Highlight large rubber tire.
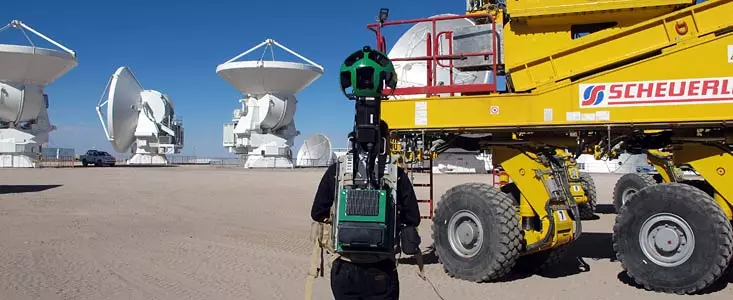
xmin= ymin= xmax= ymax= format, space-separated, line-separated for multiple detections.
xmin=612 ymin=173 xmax=657 ymax=213
xmin=431 ymin=183 xmax=523 ymax=282
xmin=679 ymin=179 xmax=715 ymax=197
xmin=613 ymin=183 xmax=733 ymax=294
xmin=578 ymin=173 xmax=597 ymax=220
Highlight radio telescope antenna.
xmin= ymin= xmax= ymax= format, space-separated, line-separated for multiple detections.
xmin=296 ymin=133 xmax=336 ymax=167
xmin=0 ymin=20 xmax=77 ymax=168
xmin=387 ymin=14 xmax=491 ymax=99
xmin=95 ymin=66 xmax=184 ymax=165
xmin=217 ymin=38 xmax=323 ymax=168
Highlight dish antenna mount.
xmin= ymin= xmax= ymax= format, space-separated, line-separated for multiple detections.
xmin=96 ymin=66 xmax=184 ymax=165
xmin=0 ymin=20 xmax=77 ymax=168
xmin=217 ymin=38 xmax=323 ymax=168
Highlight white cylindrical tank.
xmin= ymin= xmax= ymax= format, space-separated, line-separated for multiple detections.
xmin=0 ymin=82 xmax=44 ymax=123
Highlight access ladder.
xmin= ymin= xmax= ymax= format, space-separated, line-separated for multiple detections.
xmin=406 ymin=156 xmax=435 ymax=219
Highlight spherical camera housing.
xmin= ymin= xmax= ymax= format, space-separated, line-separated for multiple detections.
xmin=339 ymin=46 xmax=397 ymax=99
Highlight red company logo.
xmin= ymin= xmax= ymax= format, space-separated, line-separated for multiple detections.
xmin=579 ymin=77 xmax=733 ymax=108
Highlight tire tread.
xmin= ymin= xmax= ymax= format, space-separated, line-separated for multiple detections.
xmin=613 ymin=183 xmax=733 ymax=294
xmin=431 ymin=183 xmax=523 ymax=282
xmin=578 ymin=173 xmax=597 ymax=219
xmin=612 ymin=172 xmax=657 ymax=212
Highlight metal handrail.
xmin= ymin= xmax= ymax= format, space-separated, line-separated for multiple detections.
xmin=366 ymin=13 xmax=499 ymax=97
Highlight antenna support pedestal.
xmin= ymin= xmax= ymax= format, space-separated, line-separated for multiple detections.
xmin=224 ymin=93 xmax=298 ymax=168
xmin=127 ymin=138 xmax=176 ymax=165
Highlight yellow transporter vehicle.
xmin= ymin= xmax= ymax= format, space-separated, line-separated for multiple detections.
xmin=367 ymin=0 xmax=733 ymax=295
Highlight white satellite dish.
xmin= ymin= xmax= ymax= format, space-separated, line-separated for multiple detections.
xmin=387 ymin=14 xmax=489 ymax=98
xmin=0 ymin=20 xmax=77 ymax=168
xmin=96 ymin=66 xmax=184 ymax=165
xmin=218 ymin=61 xmax=323 ymax=96
xmin=296 ymin=133 xmax=336 ymax=167
xmin=217 ymin=38 xmax=323 ymax=169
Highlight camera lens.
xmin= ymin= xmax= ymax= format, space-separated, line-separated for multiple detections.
xmin=356 ymin=67 xmax=375 ymax=90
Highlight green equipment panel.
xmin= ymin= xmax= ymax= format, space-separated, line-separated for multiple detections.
xmin=335 ymin=188 xmax=396 ymax=254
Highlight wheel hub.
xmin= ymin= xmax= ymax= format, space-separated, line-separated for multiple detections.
xmin=456 ymin=222 xmax=479 ymax=246
xmin=447 ymin=210 xmax=484 ymax=258
xmin=652 ymin=226 xmax=681 ymax=252
xmin=639 ymin=213 xmax=695 ymax=267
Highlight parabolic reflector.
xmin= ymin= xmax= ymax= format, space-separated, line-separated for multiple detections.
xmin=296 ymin=133 xmax=335 ymax=167
xmin=216 ymin=61 xmax=323 ymax=96
xmin=388 ymin=14 xmax=488 ymax=98
xmin=0 ymin=44 xmax=77 ymax=86
xmin=105 ymin=67 xmax=143 ymax=152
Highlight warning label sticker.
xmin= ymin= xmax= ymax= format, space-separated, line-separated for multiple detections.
xmin=415 ymin=102 xmax=427 ymax=126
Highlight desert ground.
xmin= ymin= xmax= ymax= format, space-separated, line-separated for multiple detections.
xmin=0 ymin=166 xmax=731 ymax=300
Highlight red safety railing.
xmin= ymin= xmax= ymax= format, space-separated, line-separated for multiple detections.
xmin=367 ymin=13 xmax=499 ymax=97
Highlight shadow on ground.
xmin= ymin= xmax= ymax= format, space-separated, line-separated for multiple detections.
xmin=595 ymin=204 xmax=617 ymax=214
xmin=105 ymin=165 xmax=180 ymax=168
xmin=618 ymin=269 xmax=730 ymax=295
xmin=567 ymin=232 xmax=617 ymax=262
xmin=398 ymin=245 xmax=439 ymax=266
xmin=397 ymin=231 xmax=617 ymax=282
xmin=0 ymin=185 xmax=63 ymax=194
xmin=584 ymin=214 xmax=601 ymax=220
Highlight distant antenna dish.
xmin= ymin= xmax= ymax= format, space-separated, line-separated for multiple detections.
xmin=296 ymin=133 xmax=336 ymax=167
xmin=217 ymin=38 xmax=323 ymax=169
xmin=96 ymin=66 xmax=184 ymax=165
xmin=387 ymin=14 xmax=489 ymax=98
xmin=0 ymin=20 xmax=77 ymax=168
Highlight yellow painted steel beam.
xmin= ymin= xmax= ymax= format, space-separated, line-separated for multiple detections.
xmin=647 ymin=150 xmax=680 ymax=183
xmin=507 ymin=0 xmax=733 ymax=92
xmin=492 ymin=146 xmax=576 ymax=251
xmin=672 ymin=143 xmax=733 ymax=219
xmin=381 ymin=30 xmax=733 ymax=132
xmin=508 ymin=0 xmax=694 ymax=20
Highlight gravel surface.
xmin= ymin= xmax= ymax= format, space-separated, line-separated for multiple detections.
xmin=1 ymin=166 xmax=731 ymax=300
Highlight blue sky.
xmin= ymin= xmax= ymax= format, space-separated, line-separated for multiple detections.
xmin=1 ymin=0 xmax=464 ymax=157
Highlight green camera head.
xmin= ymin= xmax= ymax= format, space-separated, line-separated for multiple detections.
xmin=339 ymin=46 xmax=397 ymax=99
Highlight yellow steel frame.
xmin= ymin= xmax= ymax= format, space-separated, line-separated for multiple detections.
xmin=646 ymin=149 xmax=681 ymax=182
xmin=558 ymin=150 xmax=589 ymax=207
xmin=509 ymin=0 xmax=691 ymax=21
xmin=509 ymin=0 xmax=731 ymax=92
xmin=503 ymin=0 xmax=699 ymax=77
xmin=492 ymin=147 xmax=576 ymax=252
xmin=381 ymin=0 xmax=733 ymax=259
xmin=381 ymin=34 xmax=733 ymax=131
xmin=649 ymin=143 xmax=733 ymax=218
xmin=382 ymin=0 xmax=733 ymax=131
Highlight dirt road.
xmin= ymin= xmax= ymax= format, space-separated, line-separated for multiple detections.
xmin=1 ymin=166 xmax=730 ymax=299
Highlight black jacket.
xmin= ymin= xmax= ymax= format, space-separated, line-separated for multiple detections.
xmin=310 ymin=162 xmax=421 ymax=228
